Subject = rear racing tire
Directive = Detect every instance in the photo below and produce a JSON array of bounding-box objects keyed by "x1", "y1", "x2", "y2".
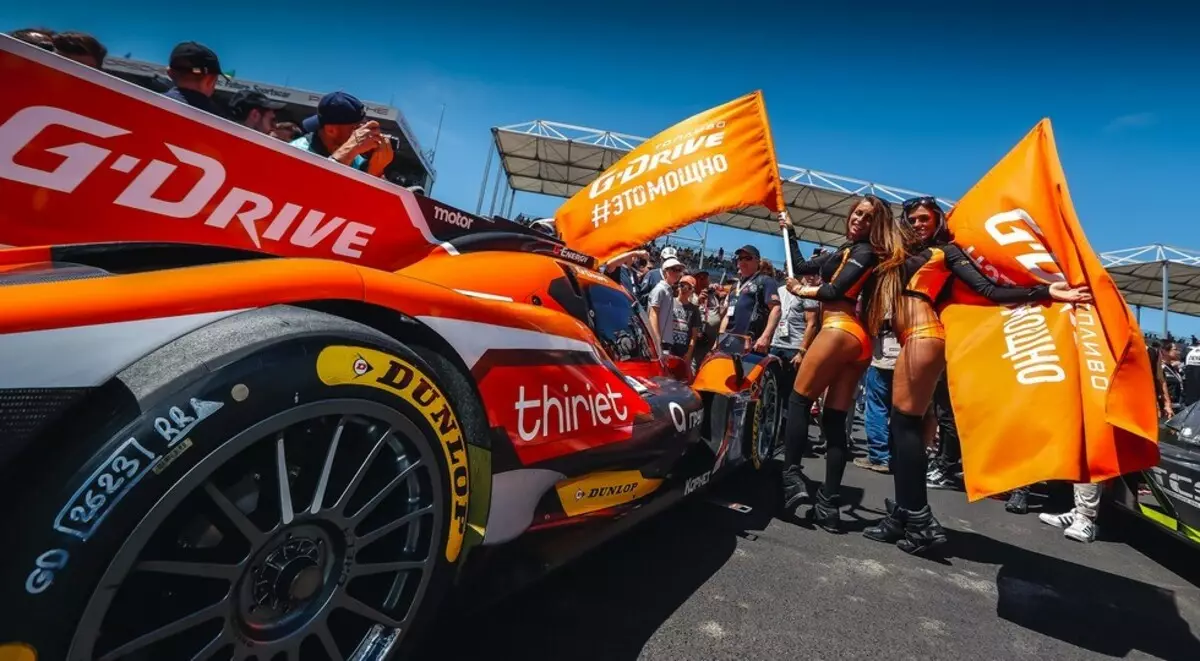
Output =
[
  {"x1": 0, "y1": 306, "x2": 478, "y2": 661},
  {"x1": 748, "y1": 363, "x2": 783, "y2": 470}
]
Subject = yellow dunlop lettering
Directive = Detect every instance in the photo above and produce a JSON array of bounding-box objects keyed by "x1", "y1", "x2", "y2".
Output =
[{"x1": 315, "y1": 346, "x2": 469, "y2": 563}]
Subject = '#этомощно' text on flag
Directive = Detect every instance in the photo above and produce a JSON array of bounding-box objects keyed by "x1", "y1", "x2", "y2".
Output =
[
  {"x1": 941, "y1": 118, "x2": 1159, "y2": 501},
  {"x1": 554, "y1": 91, "x2": 786, "y2": 264}
]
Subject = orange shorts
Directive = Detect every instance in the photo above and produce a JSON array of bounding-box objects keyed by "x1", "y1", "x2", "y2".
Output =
[
  {"x1": 822, "y1": 311, "x2": 871, "y2": 362},
  {"x1": 899, "y1": 320, "x2": 946, "y2": 345}
]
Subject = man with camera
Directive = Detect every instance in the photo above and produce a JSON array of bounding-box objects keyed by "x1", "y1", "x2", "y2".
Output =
[{"x1": 291, "y1": 91, "x2": 394, "y2": 177}]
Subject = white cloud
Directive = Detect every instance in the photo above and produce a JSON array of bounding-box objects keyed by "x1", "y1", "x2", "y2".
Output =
[{"x1": 1104, "y1": 112, "x2": 1158, "y2": 134}]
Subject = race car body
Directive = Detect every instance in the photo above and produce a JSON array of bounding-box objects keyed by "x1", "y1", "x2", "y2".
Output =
[
  {"x1": 0, "y1": 35, "x2": 781, "y2": 660},
  {"x1": 1107, "y1": 401, "x2": 1200, "y2": 549}
]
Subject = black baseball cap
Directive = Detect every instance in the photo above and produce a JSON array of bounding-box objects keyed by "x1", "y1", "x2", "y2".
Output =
[
  {"x1": 315, "y1": 91, "x2": 366, "y2": 127},
  {"x1": 228, "y1": 90, "x2": 285, "y2": 119},
  {"x1": 169, "y1": 41, "x2": 224, "y2": 77},
  {"x1": 734, "y1": 244, "x2": 761, "y2": 259}
]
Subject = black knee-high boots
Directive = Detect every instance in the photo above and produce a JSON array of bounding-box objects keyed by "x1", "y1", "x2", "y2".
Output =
[
  {"x1": 864, "y1": 410, "x2": 946, "y2": 553},
  {"x1": 781, "y1": 391, "x2": 813, "y2": 509}
]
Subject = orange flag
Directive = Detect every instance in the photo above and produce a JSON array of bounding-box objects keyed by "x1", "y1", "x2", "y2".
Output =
[
  {"x1": 555, "y1": 91, "x2": 786, "y2": 264},
  {"x1": 941, "y1": 119, "x2": 1159, "y2": 501}
]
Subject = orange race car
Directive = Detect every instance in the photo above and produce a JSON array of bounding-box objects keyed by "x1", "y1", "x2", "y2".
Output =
[{"x1": 0, "y1": 36, "x2": 784, "y2": 660}]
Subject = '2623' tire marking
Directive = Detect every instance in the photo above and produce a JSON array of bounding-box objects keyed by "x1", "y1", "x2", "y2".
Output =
[{"x1": 52, "y1": 438, "x2": 158, "y2": 541}]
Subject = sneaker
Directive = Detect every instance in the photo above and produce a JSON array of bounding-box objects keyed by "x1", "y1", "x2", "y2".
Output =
[
  {"x1": 1063, "y1": 516, "x2": 1097, "y2": 543},
  {"x1": 853, "y1": 457, "x2": 890, "y2": 473},
  {"x1": 1038, "y1": 510, "x2": 1076, "y2": 529},
  {"x1": 926, "y1": 464, "x2": 961, "y2": 490}
]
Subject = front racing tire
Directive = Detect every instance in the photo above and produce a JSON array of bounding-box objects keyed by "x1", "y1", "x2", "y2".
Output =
[
  {"x1": 747, "y1": 363, "x2": 783, "y2": 470},
  {"x1": 0, "y1": 306, "x2": 479, "y2": 661}
]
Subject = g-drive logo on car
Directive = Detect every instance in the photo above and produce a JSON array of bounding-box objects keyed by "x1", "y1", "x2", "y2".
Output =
[{"x1": 0, "y1": 106, "x2": 379, "y2": 258}]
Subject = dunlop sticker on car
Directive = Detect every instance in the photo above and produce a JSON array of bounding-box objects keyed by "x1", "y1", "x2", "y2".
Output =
[
  {"x1": 316, "y1": 346, "x2": 469, "y2": 563},
  {"x1": 555, "y1": 470, "x2": 662, "y2": 517}
]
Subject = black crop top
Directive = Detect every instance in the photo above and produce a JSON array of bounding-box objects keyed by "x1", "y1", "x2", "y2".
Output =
[
  {"x1": 786, "y1": 238, "x2": 878, "y2": 304},
  {"x1": 903, "y1": 243, "x2": 1051, "y2": 306}
]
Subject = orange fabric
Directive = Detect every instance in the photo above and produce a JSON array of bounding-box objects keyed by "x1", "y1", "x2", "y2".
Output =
[
  {"x1": 822, "y1": 312, "x2": 871, "y2": 362},
  {"x1": 554, "y1": 91, "x2": 786, "y2": 264},
  {"x1": 828, "y1": 248, "x2": 873, "y2": 300},
  {"x1": 942, "y1": 119, "x2": 1158, "y2": 501},
  {"x1": 904, "y1": 248, "x2": 952, "y2": 302},
  {"x1": 899, "y1": 321, "x2": 946, "y2": 345}
]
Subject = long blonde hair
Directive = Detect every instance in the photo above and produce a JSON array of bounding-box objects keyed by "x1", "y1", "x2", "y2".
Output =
[{"x1": 861, "y1": 195, "x2": 919, "y2": 337}]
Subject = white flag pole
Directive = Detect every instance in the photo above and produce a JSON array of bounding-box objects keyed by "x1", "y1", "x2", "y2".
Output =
[{"x1": 780, "y1": 210, "x2": 794, "y2": 279}]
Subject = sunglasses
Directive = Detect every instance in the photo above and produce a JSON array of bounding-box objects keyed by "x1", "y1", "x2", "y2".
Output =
[
  {"x1": 902, "y1": 196, "x2": 939, "y2": 213},
  {"x1": 736, "y1": 254, "x2": 756, "y2": 262}
]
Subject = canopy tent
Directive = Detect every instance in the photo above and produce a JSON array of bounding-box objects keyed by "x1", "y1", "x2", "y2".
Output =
[
  {"x1": 480, "y1": 120, "x2": 955, "y2": 247},
  {"x1": 1101, "y1": 244, "x2": 1200, "y2": 336}
]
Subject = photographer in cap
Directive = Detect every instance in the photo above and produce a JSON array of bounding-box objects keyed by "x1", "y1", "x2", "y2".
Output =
[
  {"x1": 228, "y1": 90, "x2": 285, "y2": 135},
  {"x1": 290, "y1": 92, "x2": 394, "y2": 177},
  {"x1": 164, "y1": 41, "x2": 226, "y2": 117}
]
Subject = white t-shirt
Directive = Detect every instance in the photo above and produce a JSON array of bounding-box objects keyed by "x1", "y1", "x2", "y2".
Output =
[
  {"x1": 648, "y1": 280, "x2": 675, "y2": 347},
  {"x1": 870, "y1": 329, "x2": 901, "y2": 370}
]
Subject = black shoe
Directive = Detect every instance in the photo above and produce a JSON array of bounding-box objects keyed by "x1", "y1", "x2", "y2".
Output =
[
  {"x1": 807, "y1": 489, "x2": 841, "y2": 532},
  {"x1": 926, "y1": 460, "x2": 962, "y2": 491},
  {"x1": 864, "y1": 506, "x2": 906, "y2": 543},
  {"x1": 781, "y1": 467, "x2": 811, "y2": 510},
  {"x1": 896, "y1": 505, "x2": 948, "y2": 555},
  {"x1": 1005, "y1": 489, "x2": 1029, "y2": 514}
]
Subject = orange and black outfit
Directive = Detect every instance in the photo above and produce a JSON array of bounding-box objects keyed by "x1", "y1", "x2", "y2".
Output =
[
  {"x1": 779, "y1": 238, "x2": 878, "y2": 523},
  {"x1": 786, "y1": 238, "x2": 878, "y2": 361},
  {"x1": 897, "y1": 242, "x2": 1052, "y2": 343}
]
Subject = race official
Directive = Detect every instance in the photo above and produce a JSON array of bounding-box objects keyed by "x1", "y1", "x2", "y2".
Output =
[
  {"x1": 719, "y1": 245, "x2": 781, "y2": 354},
  {"x1": 291, "y1": 92, "x2": 394, "y2": 178}
]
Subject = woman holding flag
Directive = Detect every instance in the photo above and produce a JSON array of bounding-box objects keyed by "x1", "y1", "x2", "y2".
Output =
[
  {"x1": 776, "y1": 195, "x2": 904, "y2": 531},
  {"x1": 863, "y1": 196, "x2": 1093, "y2": 554}
]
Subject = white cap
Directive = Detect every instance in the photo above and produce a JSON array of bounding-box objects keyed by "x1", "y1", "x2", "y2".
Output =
[
  {"x1": 661, "y1": 257, "x2": 684, "y2": 270},
  {"x1": 660, "y1": 246, "x2": 678, "y2": 260}
]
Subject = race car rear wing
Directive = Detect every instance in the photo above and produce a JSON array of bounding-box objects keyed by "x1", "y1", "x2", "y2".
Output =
[{"x1": 0, "y1": 35, "x2": 594, "y2": 272}]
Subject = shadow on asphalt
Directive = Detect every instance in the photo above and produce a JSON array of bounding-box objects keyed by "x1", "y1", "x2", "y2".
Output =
[
  {"x1": 947, "y1": 528, "x2": 1200, "y2": 660},
  {"x1": 425, "y1": 468, "x2": 780, "y2": 661}
]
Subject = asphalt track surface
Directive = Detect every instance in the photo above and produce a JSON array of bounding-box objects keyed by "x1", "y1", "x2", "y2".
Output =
[{"x1": 426, "y1": 425, "x2": 1200, "y2": 661}]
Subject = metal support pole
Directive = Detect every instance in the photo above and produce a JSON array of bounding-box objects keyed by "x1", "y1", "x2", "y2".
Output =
[
  {"x1": 1162, "y1": 260, "x2": 1169, "y2": 339},
  {"x1": 1136, "y1": 305, "x2": 1142, "y2": 325},
  {"x1": 474, "y1": 146, "x2": 494, "y2": 215},
  {"x1": 487, "y1": 167, "x2": 504, "y2": 218},
  {"x1": 698, "y1": 219, "x2": 710, "y2": 270},
  {"x1": 506, "y1": 188, "x2": 516, "y2": 218}
]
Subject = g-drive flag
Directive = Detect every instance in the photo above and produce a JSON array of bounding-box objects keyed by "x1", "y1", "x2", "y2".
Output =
[
  {"x1": 555, "y1": 91, "x2": 786, "y2": 264},
  {"x1": 942, "y1": 118, "x2": 1159, "y2": 501}
]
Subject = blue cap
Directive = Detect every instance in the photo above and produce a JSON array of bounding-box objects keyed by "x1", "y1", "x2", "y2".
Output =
[
  {"x1": 315, "y1": 91, "x2": 366, "y2": 127},
  {"x1": 300, "y1": 114, "x2": 319, "y2": 134}
]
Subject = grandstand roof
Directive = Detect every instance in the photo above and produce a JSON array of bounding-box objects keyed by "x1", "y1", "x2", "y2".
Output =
[
  {"x1": 491, "y1": 120, "x2": 955, "y2": 247},
  {"x1": 1101, "y1": 244, "x2": 1200, "y2": 317}
]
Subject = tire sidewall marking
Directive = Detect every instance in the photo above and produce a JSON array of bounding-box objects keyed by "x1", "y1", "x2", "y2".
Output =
[{"x1": 315, "y1": 345, "x2": 469, "y2": 563}]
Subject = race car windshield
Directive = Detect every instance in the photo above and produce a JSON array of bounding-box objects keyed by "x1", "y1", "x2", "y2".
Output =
[{"x1": 587, "y1": 284, "x2": 655, "y2": 363}]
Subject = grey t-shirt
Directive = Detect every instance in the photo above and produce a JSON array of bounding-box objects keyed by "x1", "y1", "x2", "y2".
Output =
[
  {"x1": 648, "y1": 280, "x2": 675, "y2": 348},
  {"x1": 871, "y1": 329, "x2": 901, "y2": 370},
  {"x1": 772, "y1": 286, "x2": 820, "y2": 350}
]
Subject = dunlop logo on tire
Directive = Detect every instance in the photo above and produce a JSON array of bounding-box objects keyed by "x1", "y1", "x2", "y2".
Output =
[{"x1": 316, "y1": 346, "x2": 469, "y2": 563}]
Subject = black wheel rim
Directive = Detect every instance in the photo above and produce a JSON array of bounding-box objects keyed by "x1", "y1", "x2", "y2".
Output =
[
  {"x1": 756, "y1": 372, "x2": 779, "y2": 463},
  {"x1": 70, "y1": 399, "x2": 444, "y2": 661}
]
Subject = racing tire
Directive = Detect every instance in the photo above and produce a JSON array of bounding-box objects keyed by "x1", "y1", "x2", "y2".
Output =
[
  {"x1": 748, "y1": 364, "x2": 783, "y2": 470},
  {"x1": 0, "y1": 306, "x2": 481, "y2": 661}
]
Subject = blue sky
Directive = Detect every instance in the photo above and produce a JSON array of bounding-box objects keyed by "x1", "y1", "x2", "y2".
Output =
[{"x1": 6, "y1": 1, "x2": 1199, "y2": 336}]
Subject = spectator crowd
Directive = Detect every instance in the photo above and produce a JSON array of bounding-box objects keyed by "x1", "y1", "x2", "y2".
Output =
[{"x1": 8, "y1": 27, "x2": 424, "y2": 193}]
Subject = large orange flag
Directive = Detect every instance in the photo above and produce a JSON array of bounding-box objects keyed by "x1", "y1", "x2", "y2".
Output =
[
  {"x1": 555, "y1": 91, "x2": 786, "y2": 263},
  {"x1": 941, "y1": 119, "x2": 1159, "y2": 501}
]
